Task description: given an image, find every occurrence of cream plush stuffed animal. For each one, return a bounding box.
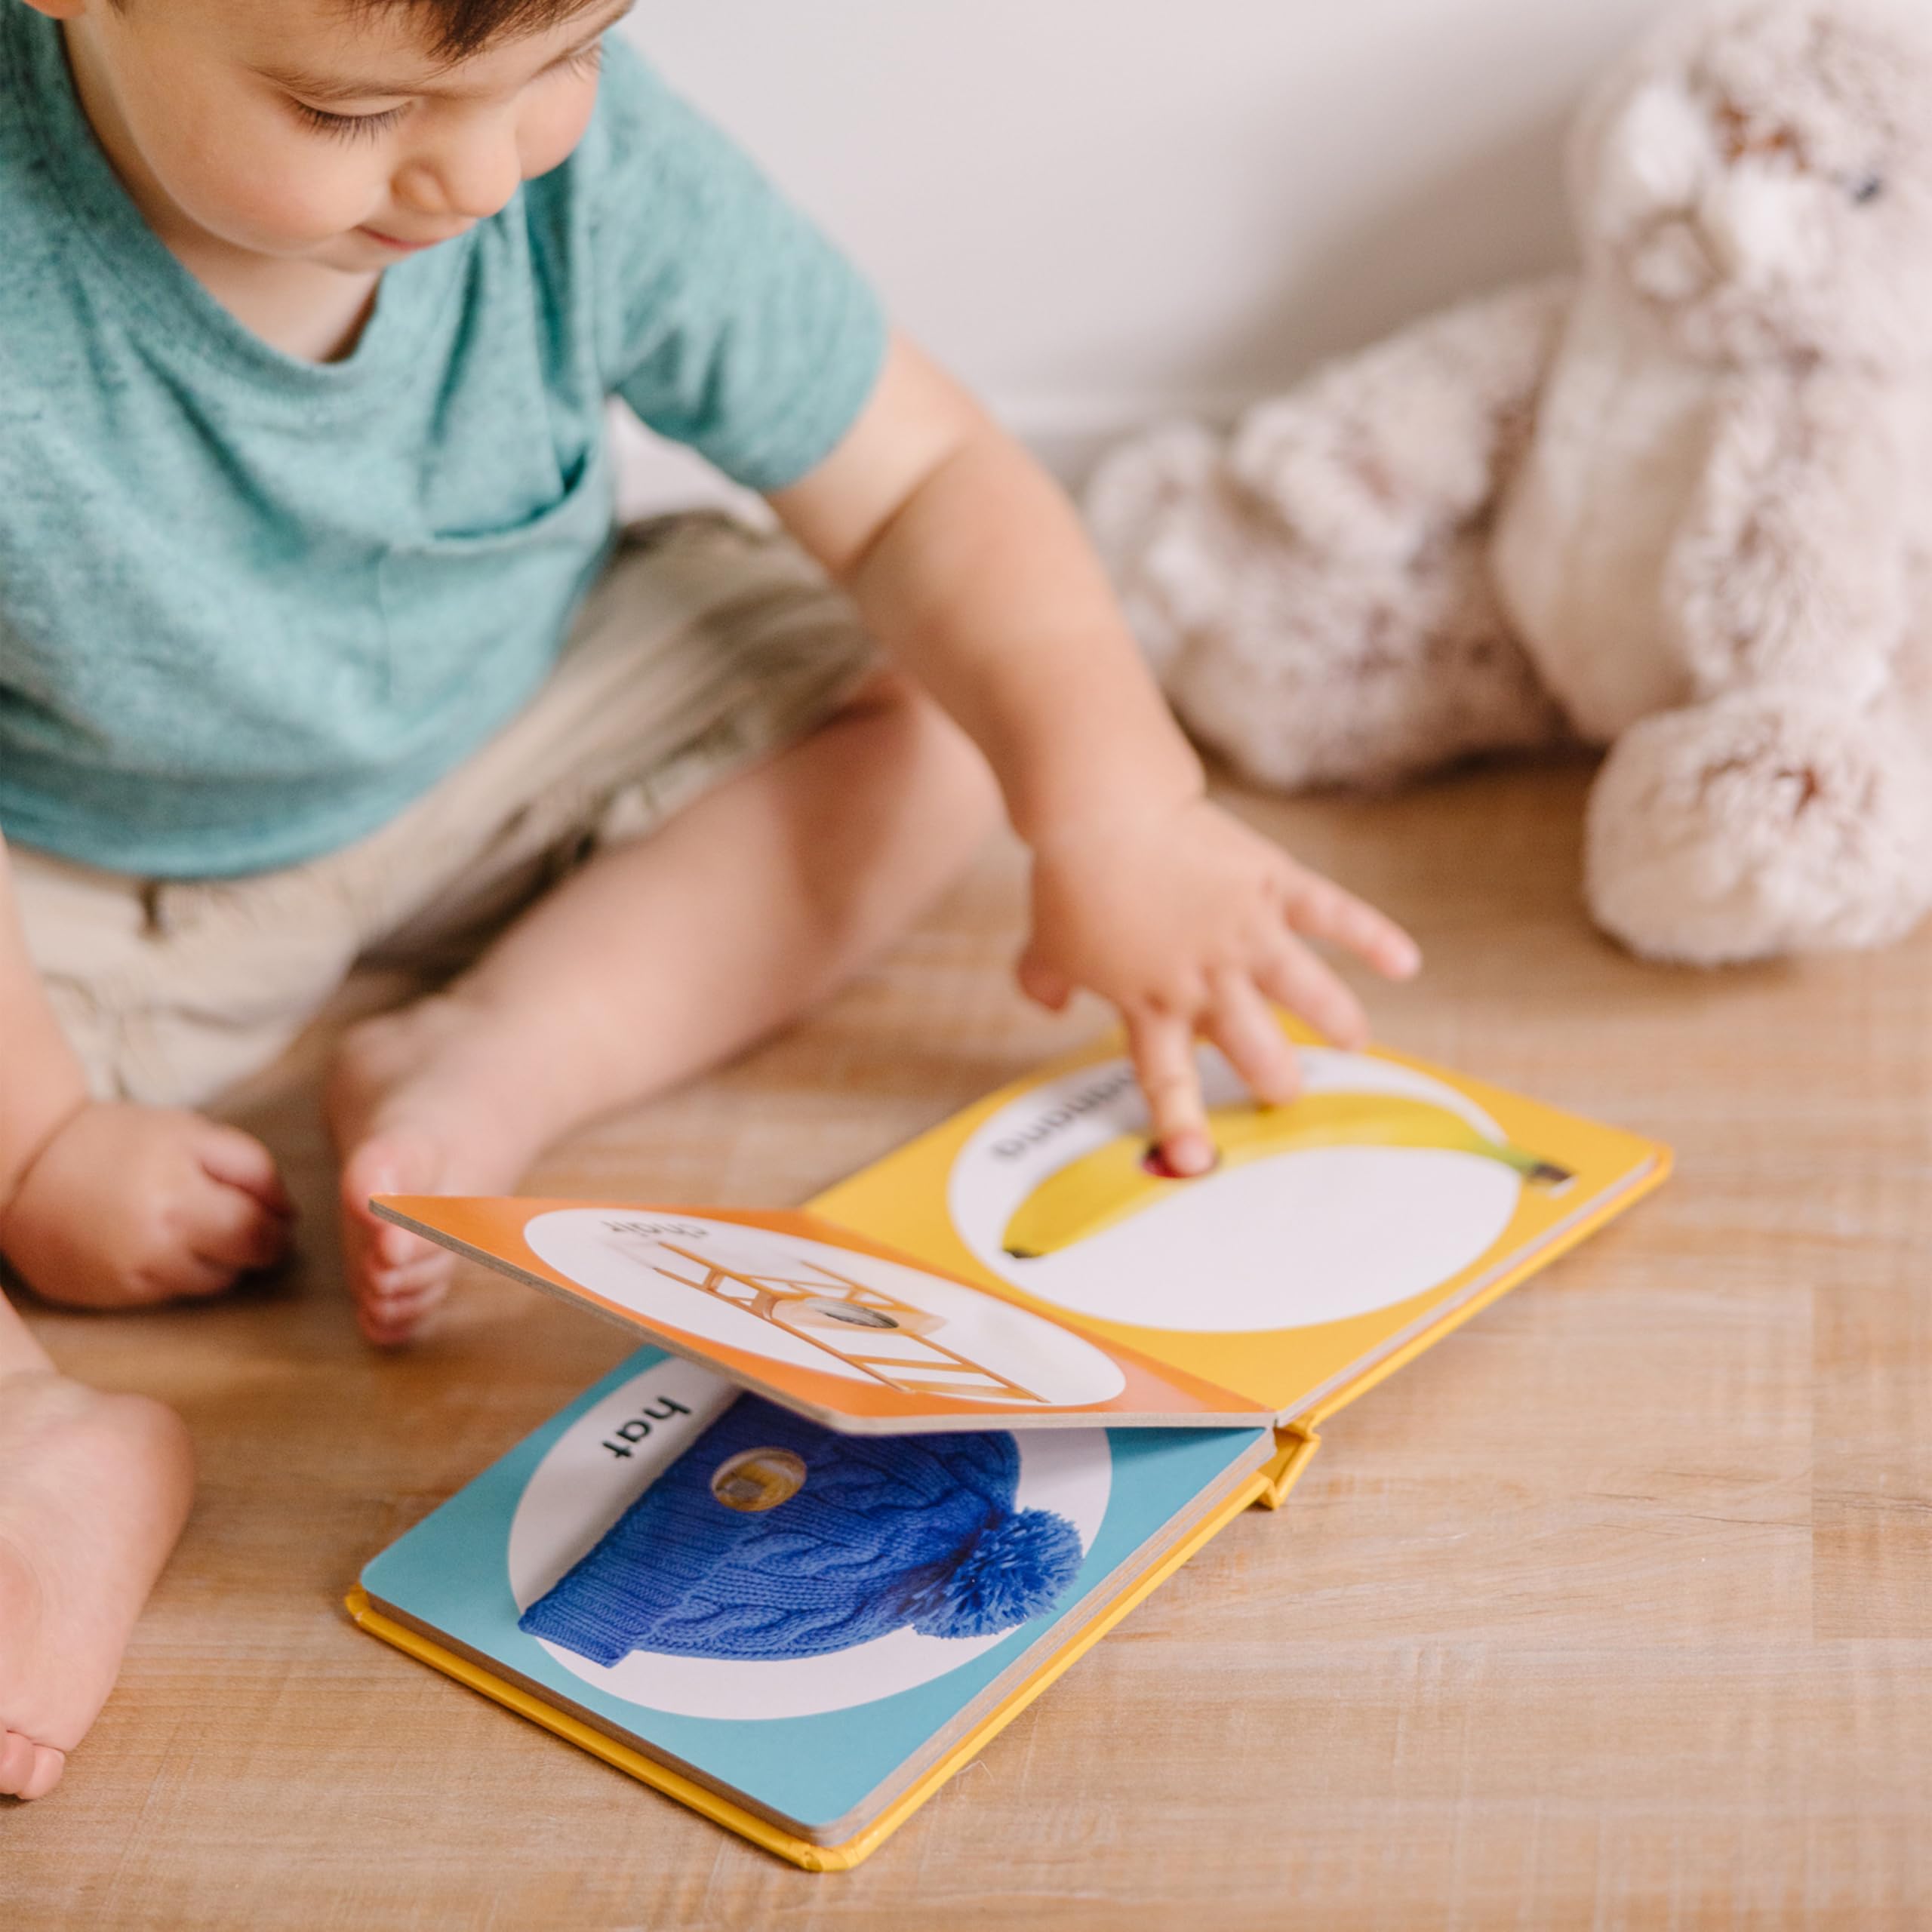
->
[1088,0,1932,963]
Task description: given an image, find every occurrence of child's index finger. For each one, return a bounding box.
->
[1150,1128,1217,1179]
[1124,1005,1216,1177]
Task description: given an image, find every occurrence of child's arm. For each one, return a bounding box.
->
[0,836,293,1305]
[772,335,1420,1174]
[0,838,92,1214]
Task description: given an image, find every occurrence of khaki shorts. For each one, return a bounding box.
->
[11,515,880,1109]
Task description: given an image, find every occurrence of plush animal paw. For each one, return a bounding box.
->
[1158,534,1567,792]
[1585,689,1932,964]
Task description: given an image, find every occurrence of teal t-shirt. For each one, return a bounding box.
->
[0,11,887,876]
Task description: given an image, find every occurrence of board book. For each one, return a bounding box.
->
[351,1021,1669,1869]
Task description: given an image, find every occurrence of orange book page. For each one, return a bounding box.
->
[371,1198,1273,1434]
[807,1020,1668,1423]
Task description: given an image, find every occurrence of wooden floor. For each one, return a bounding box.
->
[8,758,1932,1930]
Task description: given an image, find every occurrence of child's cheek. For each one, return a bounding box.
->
[519,75,601,182]
[173,118,375,253]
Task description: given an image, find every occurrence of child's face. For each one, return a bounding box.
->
[39,0,630,272]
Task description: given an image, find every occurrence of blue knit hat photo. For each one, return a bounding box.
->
[518,1395,1085,1667]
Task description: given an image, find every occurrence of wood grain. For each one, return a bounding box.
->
[8,758,1930,1930]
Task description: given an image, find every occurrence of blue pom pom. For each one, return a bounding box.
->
[900,1507,1084,1640]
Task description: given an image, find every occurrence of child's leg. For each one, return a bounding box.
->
[0,1290,194,1799]
[328,671,998,1343]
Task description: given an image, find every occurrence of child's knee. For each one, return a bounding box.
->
[845,672,1002,852]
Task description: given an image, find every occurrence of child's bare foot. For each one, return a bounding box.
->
[325,994,556,1348]
[0,1351,195,1801]
[0,1103,295,1310]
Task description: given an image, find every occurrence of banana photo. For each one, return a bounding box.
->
[951,1047,1564,1336]
[1001,1092,1571,1260]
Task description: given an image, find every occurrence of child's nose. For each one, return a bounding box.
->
[393,137,522,224]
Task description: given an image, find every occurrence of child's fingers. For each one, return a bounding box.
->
[190,1183,294,1273]
[140,1250,240,1301]
[194,1121,297,1217]
[1257,936,1370,1049]
[1278,868,1421,980]
[1125,1005,1215,1177]
[1014,946,1075,1011]
[1206,970,1300,1106]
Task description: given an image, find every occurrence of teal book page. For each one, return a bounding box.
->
[362,1348,1268,1835]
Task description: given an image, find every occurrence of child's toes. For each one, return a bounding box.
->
[354,1242,455,1340]
[357,1241,450,1304]
[22,1742,65,1801]
[369,1247,448,1291]
[1,1726,35,1794]
[338,1135,443,1245]
[0,1728,64,1801]
[374,1220,434,1272]
[358,1279,450,1347]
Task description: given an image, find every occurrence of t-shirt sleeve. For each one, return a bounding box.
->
[578,39,888,494]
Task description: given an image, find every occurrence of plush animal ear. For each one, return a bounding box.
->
[1598,79,1712,229]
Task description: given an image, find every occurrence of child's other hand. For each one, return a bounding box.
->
[1017,798,1420,1175]
[0,1102,294,1309]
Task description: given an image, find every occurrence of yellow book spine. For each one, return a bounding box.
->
[1254,1423,1321,1511]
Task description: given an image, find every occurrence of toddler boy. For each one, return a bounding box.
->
[0,0,1417,1799]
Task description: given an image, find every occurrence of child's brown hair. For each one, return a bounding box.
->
[108,0,612,61]
[340,0,611,58]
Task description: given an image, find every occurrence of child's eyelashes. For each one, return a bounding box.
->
[291,100,411,143]
[288,42,603,142]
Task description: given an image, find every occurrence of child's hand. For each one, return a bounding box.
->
[774,334,1417,1140]
[0,1102,294,1309]
[1017,797,1420,1174]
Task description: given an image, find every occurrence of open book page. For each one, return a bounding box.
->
[358,1348,1272,1844]
[370,1198,1274,1432]
[808,1020,1669,1425]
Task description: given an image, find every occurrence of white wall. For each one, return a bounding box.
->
[614,0,1682,504]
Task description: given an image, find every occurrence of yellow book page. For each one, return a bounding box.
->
[810,1020,1668,1424]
